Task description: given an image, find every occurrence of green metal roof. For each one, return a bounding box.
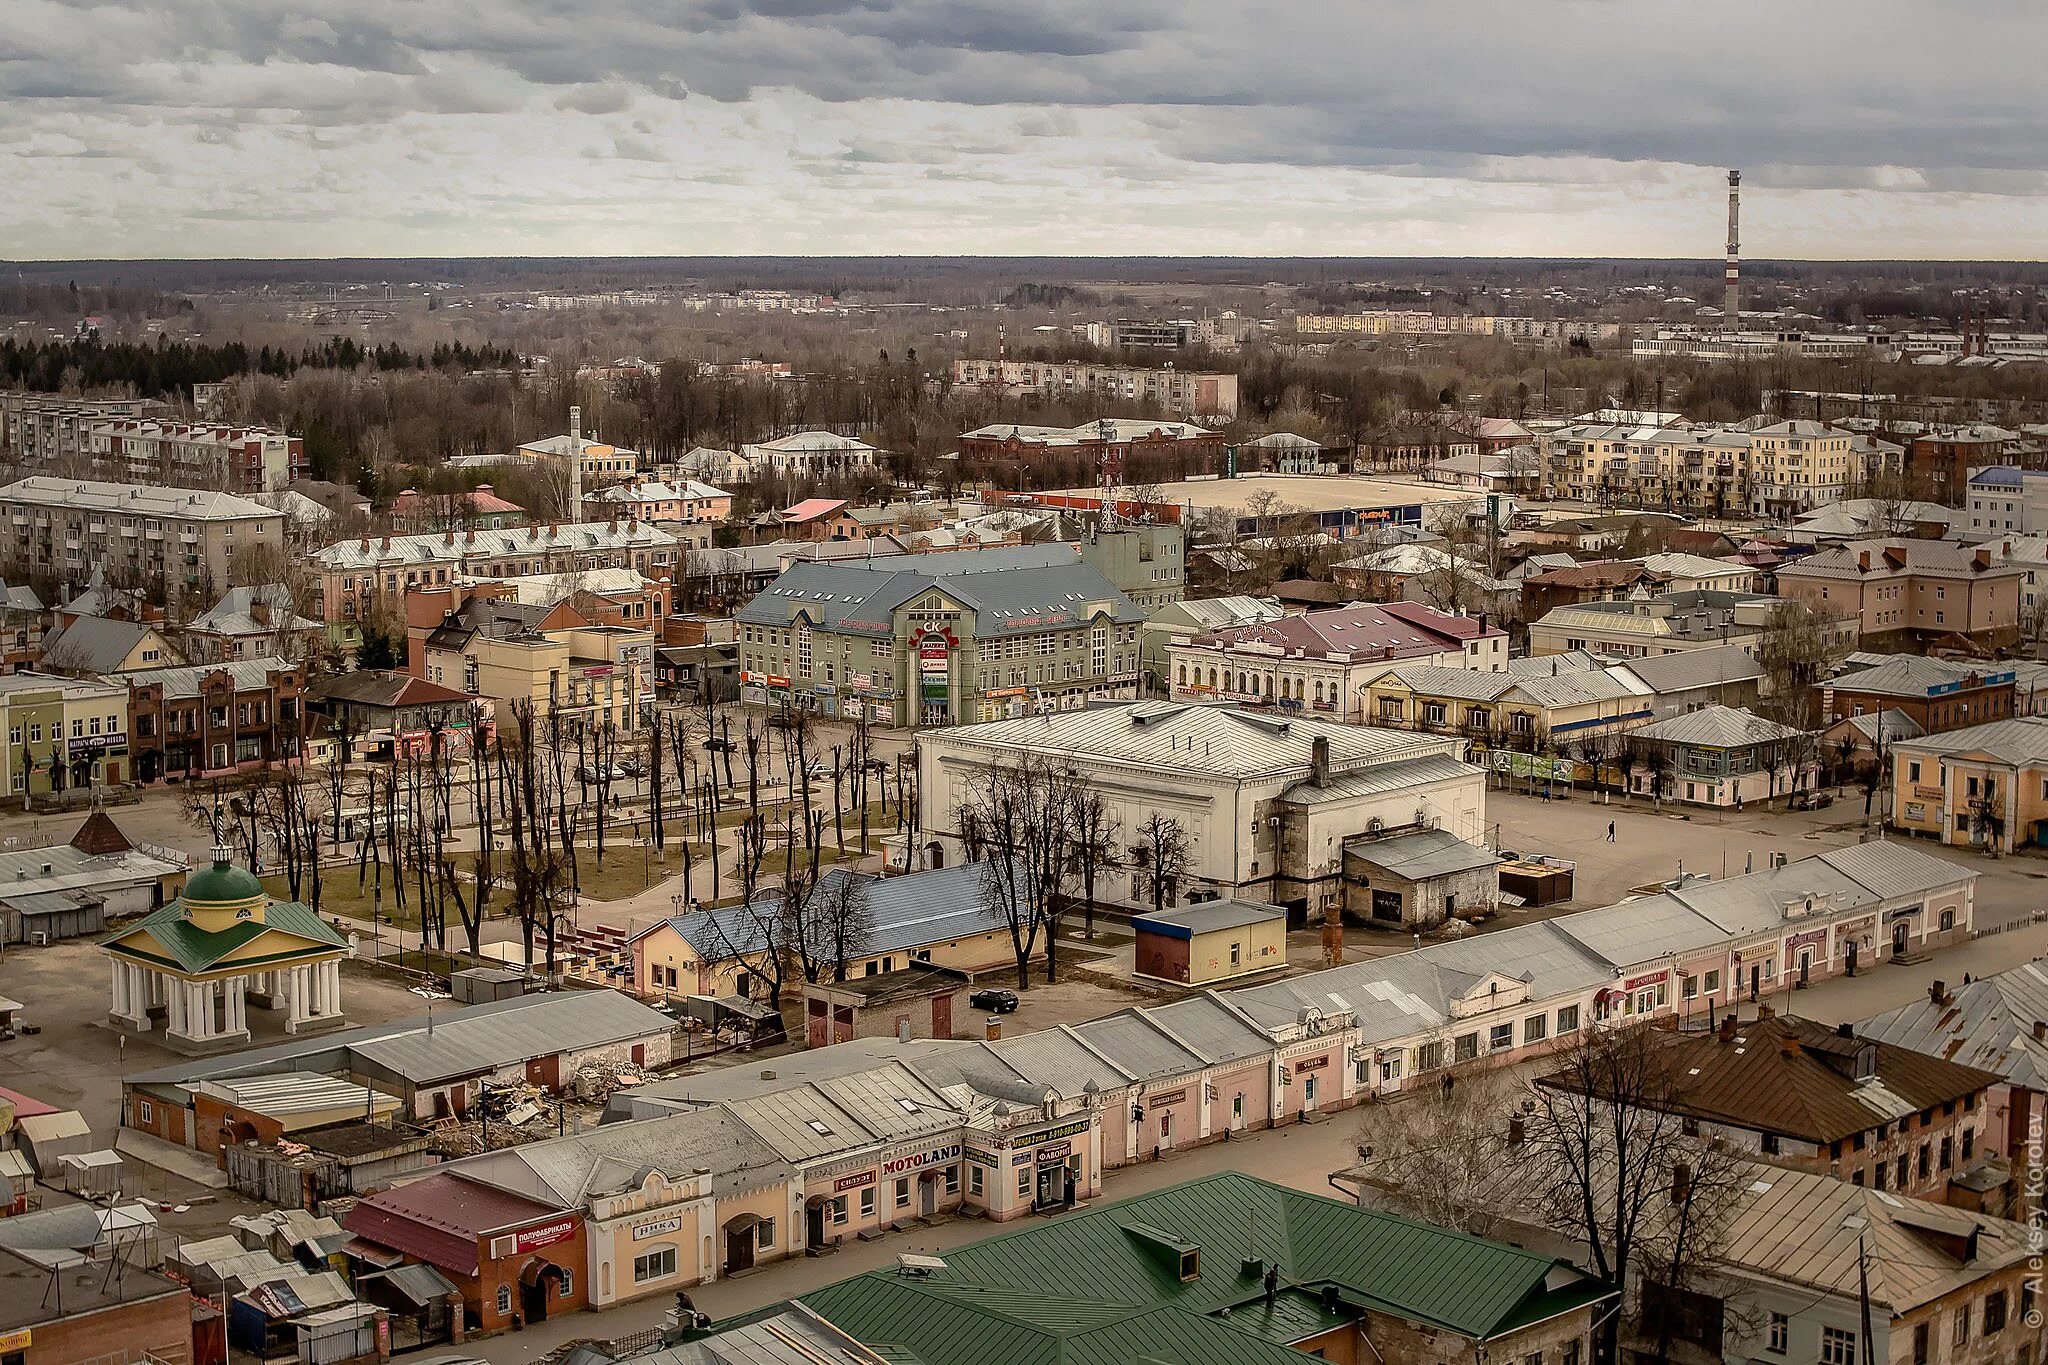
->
[107,897,348,974]
[793,1173,1615,1365]
[184,859,265,907]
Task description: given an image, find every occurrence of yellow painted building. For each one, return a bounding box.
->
[1132,899,1287,985]
[1359,664,1655,750]
[101,852,351,1050]
[0,670,134,794]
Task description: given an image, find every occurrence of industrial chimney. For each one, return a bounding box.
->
[567,405,584,519]
[1724,170,1741,328]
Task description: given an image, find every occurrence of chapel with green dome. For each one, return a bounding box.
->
[101,847,351,1051]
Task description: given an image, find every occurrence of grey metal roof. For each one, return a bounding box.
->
[1366,664,1521,702]
[126,989,674,1087]
[0,476,280,522]
[40,615,167,675]
[1614,644,1764,694]
[1890,715,2048,765]
[1139,994,1276,1064]
[188,585,319,638]
[450,1105,794,1204]
[1835,709,1924,744]
[1344,827,1499,882]
[1071,1012,1206,1082]
[1279,752,1479,806]
[1830,656,2008,699]
[985,1026,1133,1098]
[734,544,1144,638]
[721,1088,881,1163]
[1133,899,1286,935]
[1857,960,2048,1090]
[1633,705,1806,749]
[120,656,295,700]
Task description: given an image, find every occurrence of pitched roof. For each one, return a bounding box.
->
[1633,704,1807,748]
[313,521,677,570]
[1830,656,2014,699]
[187,585,319,638]
[735,545,1144,638]
[1613,644,1764,694]
[344,1172,568,1277]
[1857,959,2048,1090]
[1779,538,2021,582]
[1538,1016,2001,1145]
[118,656,296,700]
[781,498,849,523]
[797,1173,1612,1364]
[1523,561,1668,591]
[1890,715,2048,765]
[308,670,471,711]
[107,897,346,975]
[1343,827,1499,882]
[40,615,171,675]
[0,476,278,522]
[1193,601,1500,661]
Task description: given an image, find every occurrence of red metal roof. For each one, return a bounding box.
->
[780,498,849,523]
[342,1172,567,1278]
[0,1085,59,1119]
[1196,601,1501,661]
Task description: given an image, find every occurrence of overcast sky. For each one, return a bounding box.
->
[6,0,2044,261]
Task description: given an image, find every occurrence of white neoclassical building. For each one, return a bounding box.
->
[101,850,350,1051]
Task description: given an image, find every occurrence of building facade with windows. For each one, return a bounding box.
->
[1168,602,1507,721]
[0,478,286,609]
[0,670,133,793]
[121,657,304,784]
[951,360,1240,417]
[312,521,678,648]
[736,545,1146,727]
[1776,540,2026,651]
[81,419,301,493]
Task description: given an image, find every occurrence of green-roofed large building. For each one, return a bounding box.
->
[101,848,350,1052]
[678,1172,1614,1365]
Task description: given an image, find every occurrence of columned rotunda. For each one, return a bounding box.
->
[100,849,350,1052]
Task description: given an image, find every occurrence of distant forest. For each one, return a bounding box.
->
[0,336,524,400]
[10,255,2048,299]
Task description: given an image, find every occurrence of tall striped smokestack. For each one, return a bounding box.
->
[1724,170,1741,328]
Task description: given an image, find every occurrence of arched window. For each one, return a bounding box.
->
[1176,664,1186,686]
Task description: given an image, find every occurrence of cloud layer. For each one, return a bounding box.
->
[4,0,2044,259]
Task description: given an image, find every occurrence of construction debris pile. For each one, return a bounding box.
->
[424,1067,645,1157]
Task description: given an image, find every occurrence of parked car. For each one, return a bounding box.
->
[968,988,1020,1014]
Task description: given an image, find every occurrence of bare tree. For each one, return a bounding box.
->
[954,754,1077,988]
[1129,812,1192,917]
[1068,786,1121,941]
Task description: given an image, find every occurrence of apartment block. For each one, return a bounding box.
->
[0,392,165,468]
[1540,418,1864,517]
[951,359,1239,418]
[82,419,301,493]
[1776,540,2025,651]
[0,477,286,608]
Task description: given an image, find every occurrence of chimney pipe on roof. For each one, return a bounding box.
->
[1779,1036,1800,1058]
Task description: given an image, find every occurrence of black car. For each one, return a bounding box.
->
[968,988,1020,1013]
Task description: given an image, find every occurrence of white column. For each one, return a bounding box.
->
[289,966,308,1025]
[166,976,187,1036]
[110,959,129,1017]
[306,962,323,1018]
[188,982,211,1040]
[225,978,245,1035]
[324,960,342,1017]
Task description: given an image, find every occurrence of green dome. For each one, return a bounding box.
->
[183,858,265,908]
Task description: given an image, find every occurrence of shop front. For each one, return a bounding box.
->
[584,1170,716,1308]
[1833,914,1878,976]
[1784,927,1829,988]
[966,1113,1102,1222]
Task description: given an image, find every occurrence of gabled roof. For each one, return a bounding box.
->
[735,545,1144,638]
[1830,656,2012,700]
[1537,1016,2001,1145]
[1633,704,1806,749]
[798,1173,1613,1364]
[1890,715,2048,765]
[187,585,319,638]
[104,897,347,975]
[1192,601,1500,661]
[344,1172,568,1277]
[1858,959,2048,1090]
[308,669,471,711]
[1343,827,1499,882]
[40,615,174,675]
[781,498,849,523]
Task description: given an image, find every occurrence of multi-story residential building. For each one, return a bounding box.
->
[121,657,305,783]
[1889,715,2048,852]
[388,485,527,531]
[0,477,286,609]
[581,477,731,541]
[951,359,1239,418]
[1823,656,2017,734]
[1539,1015,2003,1204]
[1907,425,2023,507]
[0,392,165,468]
[1169,602,1507,721]
[1775,539,2025,651]
[311,520,678,647]
[1072,520,1185,613]
[1746,419,1860,519]
[1963,466,2048,539]
[81,419,301,493]
[0,670,133,793]
[735,544,1145,727]
[957,417,1223,483]
[1297,311,1608,345]
[737,431,881,481]
[1540,418,1869,518]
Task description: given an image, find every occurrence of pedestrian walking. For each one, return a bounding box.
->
[1606,820,1616,843]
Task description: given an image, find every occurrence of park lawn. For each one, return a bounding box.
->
[274,840,719,926]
